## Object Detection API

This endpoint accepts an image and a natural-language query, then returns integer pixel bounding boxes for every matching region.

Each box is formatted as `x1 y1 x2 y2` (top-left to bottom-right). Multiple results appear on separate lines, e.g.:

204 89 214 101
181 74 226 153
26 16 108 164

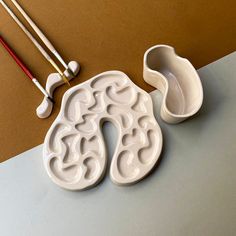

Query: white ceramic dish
43 71 163 190
143 45 203 124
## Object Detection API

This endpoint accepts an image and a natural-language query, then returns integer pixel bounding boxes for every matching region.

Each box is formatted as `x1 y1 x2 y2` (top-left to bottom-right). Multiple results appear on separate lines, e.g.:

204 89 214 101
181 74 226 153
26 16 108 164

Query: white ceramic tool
143 45 203 124
36 61 80 119
43 71 163 190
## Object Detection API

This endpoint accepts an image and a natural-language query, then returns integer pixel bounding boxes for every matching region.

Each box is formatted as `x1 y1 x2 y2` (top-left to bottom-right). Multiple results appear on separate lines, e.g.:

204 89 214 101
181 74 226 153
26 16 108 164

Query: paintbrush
0 34 54 103
11 0 69 71
0 0 70 86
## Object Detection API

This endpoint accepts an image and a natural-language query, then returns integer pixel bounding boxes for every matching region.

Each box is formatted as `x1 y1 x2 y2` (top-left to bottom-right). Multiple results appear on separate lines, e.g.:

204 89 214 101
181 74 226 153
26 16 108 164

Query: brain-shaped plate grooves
43 71 163 190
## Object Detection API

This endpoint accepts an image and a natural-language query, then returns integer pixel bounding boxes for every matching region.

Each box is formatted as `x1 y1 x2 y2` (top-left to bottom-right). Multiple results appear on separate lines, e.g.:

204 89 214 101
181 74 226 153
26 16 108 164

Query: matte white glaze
143 45 203 124
36 61 80 119
43 71 163 190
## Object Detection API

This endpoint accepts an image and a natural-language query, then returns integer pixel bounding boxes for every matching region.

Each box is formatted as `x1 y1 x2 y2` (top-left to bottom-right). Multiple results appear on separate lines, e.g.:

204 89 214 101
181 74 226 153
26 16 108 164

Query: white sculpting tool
0 0 70 85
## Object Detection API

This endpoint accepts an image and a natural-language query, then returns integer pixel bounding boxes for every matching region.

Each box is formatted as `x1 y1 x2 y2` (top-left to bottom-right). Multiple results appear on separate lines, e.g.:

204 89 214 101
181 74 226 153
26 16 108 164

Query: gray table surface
0 52 236 236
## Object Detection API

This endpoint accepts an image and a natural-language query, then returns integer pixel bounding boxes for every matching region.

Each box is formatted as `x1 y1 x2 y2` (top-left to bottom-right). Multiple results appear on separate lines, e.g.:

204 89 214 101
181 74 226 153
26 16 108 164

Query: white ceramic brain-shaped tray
43 71 163 190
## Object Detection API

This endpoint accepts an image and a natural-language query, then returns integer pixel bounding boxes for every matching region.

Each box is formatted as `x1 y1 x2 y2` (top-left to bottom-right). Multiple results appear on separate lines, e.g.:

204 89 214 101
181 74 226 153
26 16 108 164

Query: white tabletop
0 52 236 236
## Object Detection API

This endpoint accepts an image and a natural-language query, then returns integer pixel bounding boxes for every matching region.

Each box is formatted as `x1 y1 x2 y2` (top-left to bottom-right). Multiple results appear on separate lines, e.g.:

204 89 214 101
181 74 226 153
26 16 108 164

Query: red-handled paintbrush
0 35 54 103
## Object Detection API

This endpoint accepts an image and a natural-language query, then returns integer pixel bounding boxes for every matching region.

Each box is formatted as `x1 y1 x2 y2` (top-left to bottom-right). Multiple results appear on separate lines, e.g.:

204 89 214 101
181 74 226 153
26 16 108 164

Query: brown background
0 0 235 162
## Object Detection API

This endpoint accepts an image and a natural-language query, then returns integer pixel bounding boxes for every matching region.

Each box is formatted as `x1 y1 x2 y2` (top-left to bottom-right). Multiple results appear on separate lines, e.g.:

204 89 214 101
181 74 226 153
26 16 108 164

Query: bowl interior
146 47 202 115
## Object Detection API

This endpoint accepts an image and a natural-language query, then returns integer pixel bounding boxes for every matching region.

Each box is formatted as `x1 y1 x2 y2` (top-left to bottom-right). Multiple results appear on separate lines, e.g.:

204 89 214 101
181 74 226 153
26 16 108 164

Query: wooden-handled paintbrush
11 0 69 71
0 35 54 103
0 0 70 86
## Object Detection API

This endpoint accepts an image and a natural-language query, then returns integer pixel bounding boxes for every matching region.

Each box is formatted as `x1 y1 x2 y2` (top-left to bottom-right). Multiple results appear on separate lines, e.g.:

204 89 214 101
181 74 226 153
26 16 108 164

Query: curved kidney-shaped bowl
143 45 203 124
